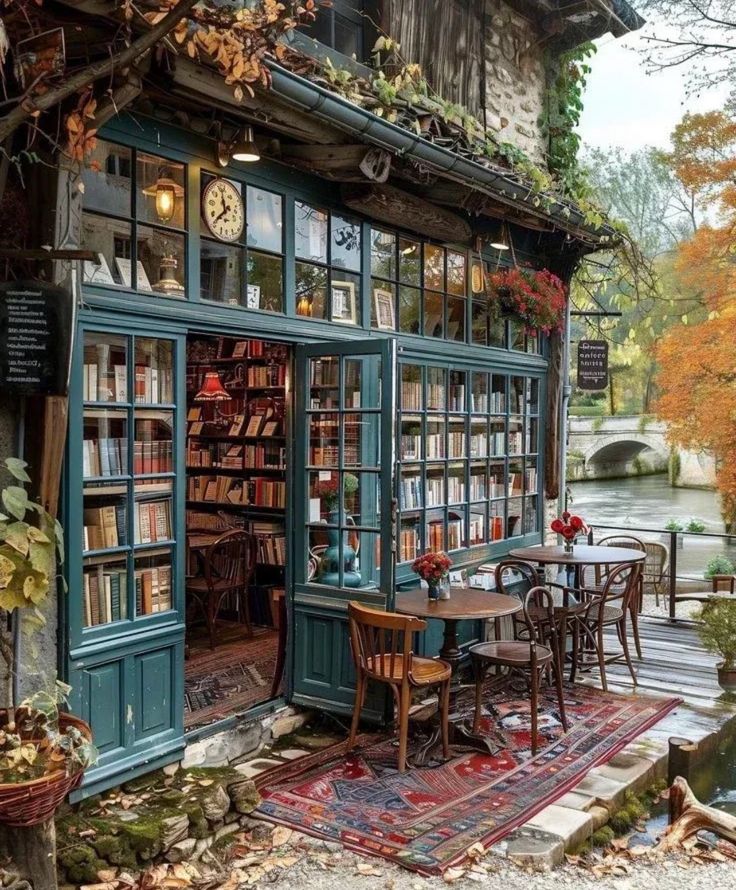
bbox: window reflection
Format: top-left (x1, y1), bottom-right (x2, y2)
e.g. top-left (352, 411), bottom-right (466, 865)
top-left (295, 202), bottom-right (328, 262)
top-left (247, 186), bottom-right (282, 253)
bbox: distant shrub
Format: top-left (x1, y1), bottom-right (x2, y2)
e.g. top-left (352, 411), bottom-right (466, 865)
top-left (686, 518), bottom-right (706, 534)
top-left (664, 519), bottom-right (684, 532)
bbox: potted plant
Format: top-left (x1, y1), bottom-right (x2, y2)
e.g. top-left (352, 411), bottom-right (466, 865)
top-left (695, 598), bottom-right (736, 692)
top-left (0, 684), bottom-right (96, 826)
top-left (704, 555), bottom-right (736, 580)
top-left (686, 518), bottom-right (706, 534)
top-left (0, 457), bottom-right (95, 825)
top-left (664, 518), bottom-right (684, 549)
top-left (487, 267), bottom-right (567, 335)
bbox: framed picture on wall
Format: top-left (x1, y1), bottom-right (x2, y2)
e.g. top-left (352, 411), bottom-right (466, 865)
top-left (330, 280), bottom-right (357, 325)
top-left (373, 287), bottom-right (395, 330)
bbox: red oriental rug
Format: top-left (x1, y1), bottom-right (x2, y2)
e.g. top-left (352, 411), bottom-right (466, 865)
top-left (254, 684), bottom-right (679, 874)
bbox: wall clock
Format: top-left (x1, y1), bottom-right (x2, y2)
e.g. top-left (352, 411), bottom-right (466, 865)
top-left (202, 177), bottom-right (245, 242)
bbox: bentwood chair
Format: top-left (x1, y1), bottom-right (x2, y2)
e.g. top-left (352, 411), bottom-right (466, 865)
top-left (185, 529), bottom-right (257, 649)
top-left (582, 535), bottom-right (646, 659)
top-left (571, 562), bottom-right (642, 691)
top-left (470, 586), bottom-right (568, 755)
top-left (642, 541), bottom-right (669, 607)
top-left (347, 602), bottom-right (451, 772)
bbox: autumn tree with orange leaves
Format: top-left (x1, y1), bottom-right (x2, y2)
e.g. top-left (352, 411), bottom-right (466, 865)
top-left (655, 111), bottom-right (736, 528)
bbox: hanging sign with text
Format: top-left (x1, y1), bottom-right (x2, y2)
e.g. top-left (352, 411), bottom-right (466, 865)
top-left (577, 339), bottom-right (609, 391)
top-left (0, 281), bottom-right (73, 395)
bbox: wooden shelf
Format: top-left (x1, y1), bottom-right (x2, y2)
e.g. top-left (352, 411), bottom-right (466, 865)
top-left (186, 500), bottom-right (285, 512)
top-left (186, 466), bottom-right (285, 473)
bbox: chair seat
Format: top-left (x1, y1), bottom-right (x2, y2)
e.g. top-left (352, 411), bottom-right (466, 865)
top-left (366, 654), bottom-right (451, 685)
top-left (585, 604), bottom-right (624, 625)
top-left (186, 576), bottom-right (245, 594)
top-left (470, 640), bottom-right (554, 667)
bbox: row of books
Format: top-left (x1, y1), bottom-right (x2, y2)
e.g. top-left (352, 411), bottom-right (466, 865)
top-left (83, 438), bottom-right (173, 477)
top-left (83, 566), bottom-right (127, 626)
top-left (135, 566), bottom-right (173, 616)
top-left (398, 527), bottom-right (419, 563)
top-left (82, 362), bottom-right (174, 404)
top-left (83, 498), bottom-right (173, 552)
top-left (469, 435), bottom-right (489, 458)
top-left (400, 475), bottom-right (422, 510)
top-left (247, 364), bottom-right (286, 387)
top-left (309, 445), bottom-right (360, 466)
top-left (469, 476), bottom-right (486, 500)
top-left (187, 413), bottom-right (281, 439)
top-left (187, 475), bottom-right (286, 508)
top-left (400, 434), bottom-right (421, 461)
top-left (257, 532), bottom-right (286, 566)
top-left (427, 383), bottom-right (446, 411)
top-left (186, 442), bottom-right (285, 470)
top-left (310, 359), bottom-right (359, 387)
top-left (447, 518), bottom-right (464, 552)
top-left (426, 433), bottom-right (446, 459)
top-left (401, 380), bottom-right (422, 410)
top-left (469, 514), bottom-right (485, 546)
top-left (448, 384), bottom-right (465, 412)
top-left (447, 477), bottom-right (466, 504)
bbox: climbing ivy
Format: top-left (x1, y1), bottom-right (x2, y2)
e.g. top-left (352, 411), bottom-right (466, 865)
top-left (545, 41), bottom-right (597, 197)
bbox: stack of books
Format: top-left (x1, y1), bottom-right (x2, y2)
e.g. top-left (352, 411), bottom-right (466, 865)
top-left (135, 565), bottom-right (173, 615)
top-left (83, 566), bottom-right (127, 626)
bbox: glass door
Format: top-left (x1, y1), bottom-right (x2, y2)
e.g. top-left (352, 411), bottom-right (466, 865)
top-left (291, 339), bottom-right (395, 717)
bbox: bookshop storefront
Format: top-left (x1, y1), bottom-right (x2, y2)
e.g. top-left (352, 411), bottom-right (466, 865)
top-left (64, 113), bottom-right (551, 795)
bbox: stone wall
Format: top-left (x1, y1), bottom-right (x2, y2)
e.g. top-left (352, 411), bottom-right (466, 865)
top-left (484, 0), bottom-right (548, 162)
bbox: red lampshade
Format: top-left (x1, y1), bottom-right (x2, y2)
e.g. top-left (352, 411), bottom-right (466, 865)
top-left (194, 370), bottom-right (230, 402)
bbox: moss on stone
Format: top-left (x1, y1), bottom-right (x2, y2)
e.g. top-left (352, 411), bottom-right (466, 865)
top-left (590, 825), bottom-right (615, 847)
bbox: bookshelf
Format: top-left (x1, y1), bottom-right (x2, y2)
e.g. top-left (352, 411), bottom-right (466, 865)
top-left (185, 335), bottom-right (289, 625)
top-left (396, 363), bottom-right (541, 566)
top-left (81, 332), bottom-right (177, 628)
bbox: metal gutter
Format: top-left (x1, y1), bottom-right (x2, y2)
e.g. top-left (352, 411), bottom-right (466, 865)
top-left (265, 61), bottom-right (616, 246)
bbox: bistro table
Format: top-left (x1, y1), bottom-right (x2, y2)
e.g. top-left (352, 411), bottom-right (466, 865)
top-left (395, 588), bottom-right (522, 762)
top-left (508, 544), bottom-right (647, 676)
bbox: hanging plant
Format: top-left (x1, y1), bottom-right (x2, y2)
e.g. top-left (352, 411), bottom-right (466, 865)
top-left (488, 267), bottom-right (567, 334)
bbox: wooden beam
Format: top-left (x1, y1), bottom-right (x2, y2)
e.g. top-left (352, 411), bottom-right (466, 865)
top-left (341, 182), bottom-right (472, 243)
top-left (280, 144), bottom-right (391, 182)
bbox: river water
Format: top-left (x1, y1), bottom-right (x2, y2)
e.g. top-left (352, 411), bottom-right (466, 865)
top-left (568, 474), bottom-right (731, 579)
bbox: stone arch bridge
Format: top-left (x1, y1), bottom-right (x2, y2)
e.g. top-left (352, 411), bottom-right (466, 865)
top-left (568, 416), bottom-right (669, 481)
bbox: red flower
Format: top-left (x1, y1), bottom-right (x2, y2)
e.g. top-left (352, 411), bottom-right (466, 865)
top-left (550, 518), bottom-right (564, 533)
top-left (569, 515), bottom-right (585, 531)
top-left (562, 510), bottom-right (570, 521)
top-left (562, 526), bottom-right (576, 540)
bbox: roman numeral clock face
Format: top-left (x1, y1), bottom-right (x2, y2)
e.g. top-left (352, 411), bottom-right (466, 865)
top-left (202, 178), bottom-right (245, 242)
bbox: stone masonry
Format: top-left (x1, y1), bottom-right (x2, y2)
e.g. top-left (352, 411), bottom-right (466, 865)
top-left (484, 0), bottom-right (548, 163)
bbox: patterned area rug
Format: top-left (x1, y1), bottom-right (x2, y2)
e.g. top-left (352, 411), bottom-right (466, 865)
top-left (254, 684), bottom-right (679, 874)
top-left (185, 625), bottom-right (278, 730)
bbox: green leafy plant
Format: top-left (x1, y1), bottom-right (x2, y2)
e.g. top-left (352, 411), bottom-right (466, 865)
top-left (314, 472), bottom-right (359, 511)
top-left (664, 519), bottom-right (684, 532)
top-left (704, 555), bottom-right (736, 579)
top-left (0, 457), bottom-right (64, 614)
top-left (686, 518), bottom-right (706, 534)
top-left (696, 598), bottom-right (736, 670)
top-left (0, 682), bottom-right (97, 783)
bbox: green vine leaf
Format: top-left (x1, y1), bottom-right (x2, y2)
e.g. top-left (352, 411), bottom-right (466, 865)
top-left (4, 458), bottom-right (31, 483)
top-left (2, 486), bottom-right (29, 521)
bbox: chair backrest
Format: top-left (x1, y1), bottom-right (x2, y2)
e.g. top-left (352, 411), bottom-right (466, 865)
top-left (712, 574), bottom-right (736, 594)
top-left (494, 559), bottom-right (540, 598)
top-left (584, 535), bottom-right (645, 587)
top-left (643, 541), bottom-right (668, 580)
top-left (585, 562), bottom-right (642, 620)
top-left (517, 586), bottom-right (559, 650)
top-left (203, 529), bottom-right (257, 592)
top-left (347, 601), bottom-right (426, 684)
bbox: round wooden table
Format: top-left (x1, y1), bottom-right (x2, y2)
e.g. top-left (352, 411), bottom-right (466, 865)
top-left (508, 544), bottom-right (646, 569)
top-left (395, 588), bottom-right (522, 676)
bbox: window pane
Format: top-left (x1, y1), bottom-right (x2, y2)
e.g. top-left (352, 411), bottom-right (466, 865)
top-left (201, 240), bottom-right (244, 304)
top-left (82, 214), bottom-right (131, 288)
top-left (399, 514), bottom-right (421, 563)
top-left (371, 281), bottom-right (396, 330)
top-left (83, 333), bottom-right (128, 403)
top-left (331, 215), bottom-right (361, 271)
top-left (335, 13), bottom-right (362, 57)
top-left (490, 501), bottom-right (505, 541)
top-left (448, 508), bottom-right (465, 550)
top-left (296, 262), bottom-right (328, 319)
top-left (427, 367), bottom-right (446, 411)
top-left (134, 339), bottom-right (174, 405)
top-left (83, 481), bottom-right (127, 553)
top-left (248, 251), bottom-right (283, 313)
top-left (401, 365), bottom-right (423, 411)
top-left (83, 409), bottom-right (128, 478)
top-left (424, 290), bottom-right (444, 338)
top-left (371, 229), bottom-right (395, 278)
top-left (447, 297), bottom-right (466, 342)
top-left (399, 285), bottom-right (421, 334)
top-left (510, 318), bottom-right (525, 351)
top-left (82, 141), bottom-right (131, 217)
top-left (424, 244), bottom-right (445, 291)
top-left (490, 316), bottom-right (506, 347)
top-left (138, 227), bottom-right (185, 297)
top-left (247, 186), bottom-right (282, 253)
top-left (447, 250), bottom-right (467, 296)
top-left (330, 271), bottom-right (360, 325)
top-left (134, 410), bottom-right (174, 472)
top-left (134, 548), bottom-right (174, 616)
top-left (399, 237), bottom-right (420, 285)
top-left (471, 300), bottom-right (488, 345)
top-left (295, 202), bottom-right (327, 262)
top-left (137, 153), bottom-right (185, 228)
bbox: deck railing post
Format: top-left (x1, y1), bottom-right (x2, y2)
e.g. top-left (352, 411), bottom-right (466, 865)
top-left (669, 531), bottom-right (678, 621)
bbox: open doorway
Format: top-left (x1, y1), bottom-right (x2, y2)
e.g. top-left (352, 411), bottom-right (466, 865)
top-left (184, 333), bottom-right (290, 731)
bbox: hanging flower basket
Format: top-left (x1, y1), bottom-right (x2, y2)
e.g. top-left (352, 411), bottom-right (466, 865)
top-left (0, 709), bottom-right (93, 827)
top-left (488, 267), bottom-right (567, 334)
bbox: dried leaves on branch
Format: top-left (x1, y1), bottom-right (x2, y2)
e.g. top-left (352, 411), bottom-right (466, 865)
top-left (0, 0), bottom-right (325, 159)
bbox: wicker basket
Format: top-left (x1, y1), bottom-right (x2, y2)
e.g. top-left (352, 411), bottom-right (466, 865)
top-left (0, 710), bottom-right (92, 827)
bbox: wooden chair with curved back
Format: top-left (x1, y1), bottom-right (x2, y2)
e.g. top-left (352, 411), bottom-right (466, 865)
top-left (185, 529), bottom-right (257, 649)
top-left (347, 602), bottom-right (451, 772)
top-left (470, 586), bottom-right (569, 755)
top-left (572, 561), bottom-right (642, 691)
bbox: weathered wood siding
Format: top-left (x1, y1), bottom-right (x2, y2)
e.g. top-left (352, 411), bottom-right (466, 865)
top-left (380, 0), bottom-right (485, 116)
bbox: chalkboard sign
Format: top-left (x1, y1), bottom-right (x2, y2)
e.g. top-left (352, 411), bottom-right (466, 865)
top-left (577, 340), bottom-right (608, 391)
top-left (0, 281), bottom-right (73, 395)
